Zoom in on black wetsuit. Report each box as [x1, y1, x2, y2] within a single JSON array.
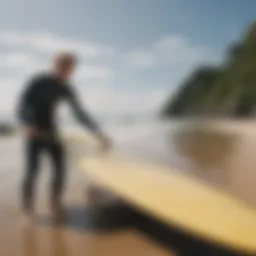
[[18, 73, 99, 210]]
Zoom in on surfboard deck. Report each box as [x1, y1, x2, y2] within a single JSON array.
[[80, 156, 256, 254]]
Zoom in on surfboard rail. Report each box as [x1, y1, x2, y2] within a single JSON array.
[[80, 156, 256, 254]]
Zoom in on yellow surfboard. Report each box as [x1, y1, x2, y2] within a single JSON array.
[[80, 156, 256, 254]]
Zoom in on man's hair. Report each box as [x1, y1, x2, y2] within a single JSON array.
[[55, 51, 78, 68]]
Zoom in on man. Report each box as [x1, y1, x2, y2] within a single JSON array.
[[18, 52, 110, 221]]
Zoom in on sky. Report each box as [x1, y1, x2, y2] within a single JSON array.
[[0, 0, 255, 122]]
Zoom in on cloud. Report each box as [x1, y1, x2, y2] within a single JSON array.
[[0, 78, 22, 115], [125, 34, 210, 68], [0, 51, 114, 80], [0, 52, 46, 74], [0, 52, 35, 69], [154, 35, 186, 52], [154, 35, 208, 63], [0, 31, 116, 88], [0, 30, 208, 121], [0, 31, 115, 58], [125, 50, 156, 68], [74, 85, 168, 116], [76, 65, 115, 80], [0, 52, 51, 81]]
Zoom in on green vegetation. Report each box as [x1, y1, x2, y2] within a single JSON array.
[[162, 22, 256, 117]]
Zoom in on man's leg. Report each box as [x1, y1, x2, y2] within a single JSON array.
[[22, 138, 42, 214], [47, 139, 66, 219]]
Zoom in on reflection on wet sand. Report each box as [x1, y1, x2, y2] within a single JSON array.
[[22, 225, 80, 256], [22, 225, 37, 256], [49, 228, 68, 256], [22, 225, 67, 256]]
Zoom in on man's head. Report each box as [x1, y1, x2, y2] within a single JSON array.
[[54, 52, 77, 80]]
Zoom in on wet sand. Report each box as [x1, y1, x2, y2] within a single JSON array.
[[0, 136, 173, 256], [1, 120, 256, 255]]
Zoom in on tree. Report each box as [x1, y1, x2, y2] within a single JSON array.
[[162, 22, 256, 118]]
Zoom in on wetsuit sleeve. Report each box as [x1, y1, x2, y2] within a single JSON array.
[[66, 88, 101, 133], [17, 77, 38, 125]]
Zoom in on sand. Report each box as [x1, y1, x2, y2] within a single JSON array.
[[0, 135, 173, 256]]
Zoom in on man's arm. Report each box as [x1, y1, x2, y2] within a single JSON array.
[[66, 88, 111, 151], [66, 88, 100, 132]]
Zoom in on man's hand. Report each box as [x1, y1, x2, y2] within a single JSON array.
[[97, 134, 112, 154], [26, 125, 39, 139]]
